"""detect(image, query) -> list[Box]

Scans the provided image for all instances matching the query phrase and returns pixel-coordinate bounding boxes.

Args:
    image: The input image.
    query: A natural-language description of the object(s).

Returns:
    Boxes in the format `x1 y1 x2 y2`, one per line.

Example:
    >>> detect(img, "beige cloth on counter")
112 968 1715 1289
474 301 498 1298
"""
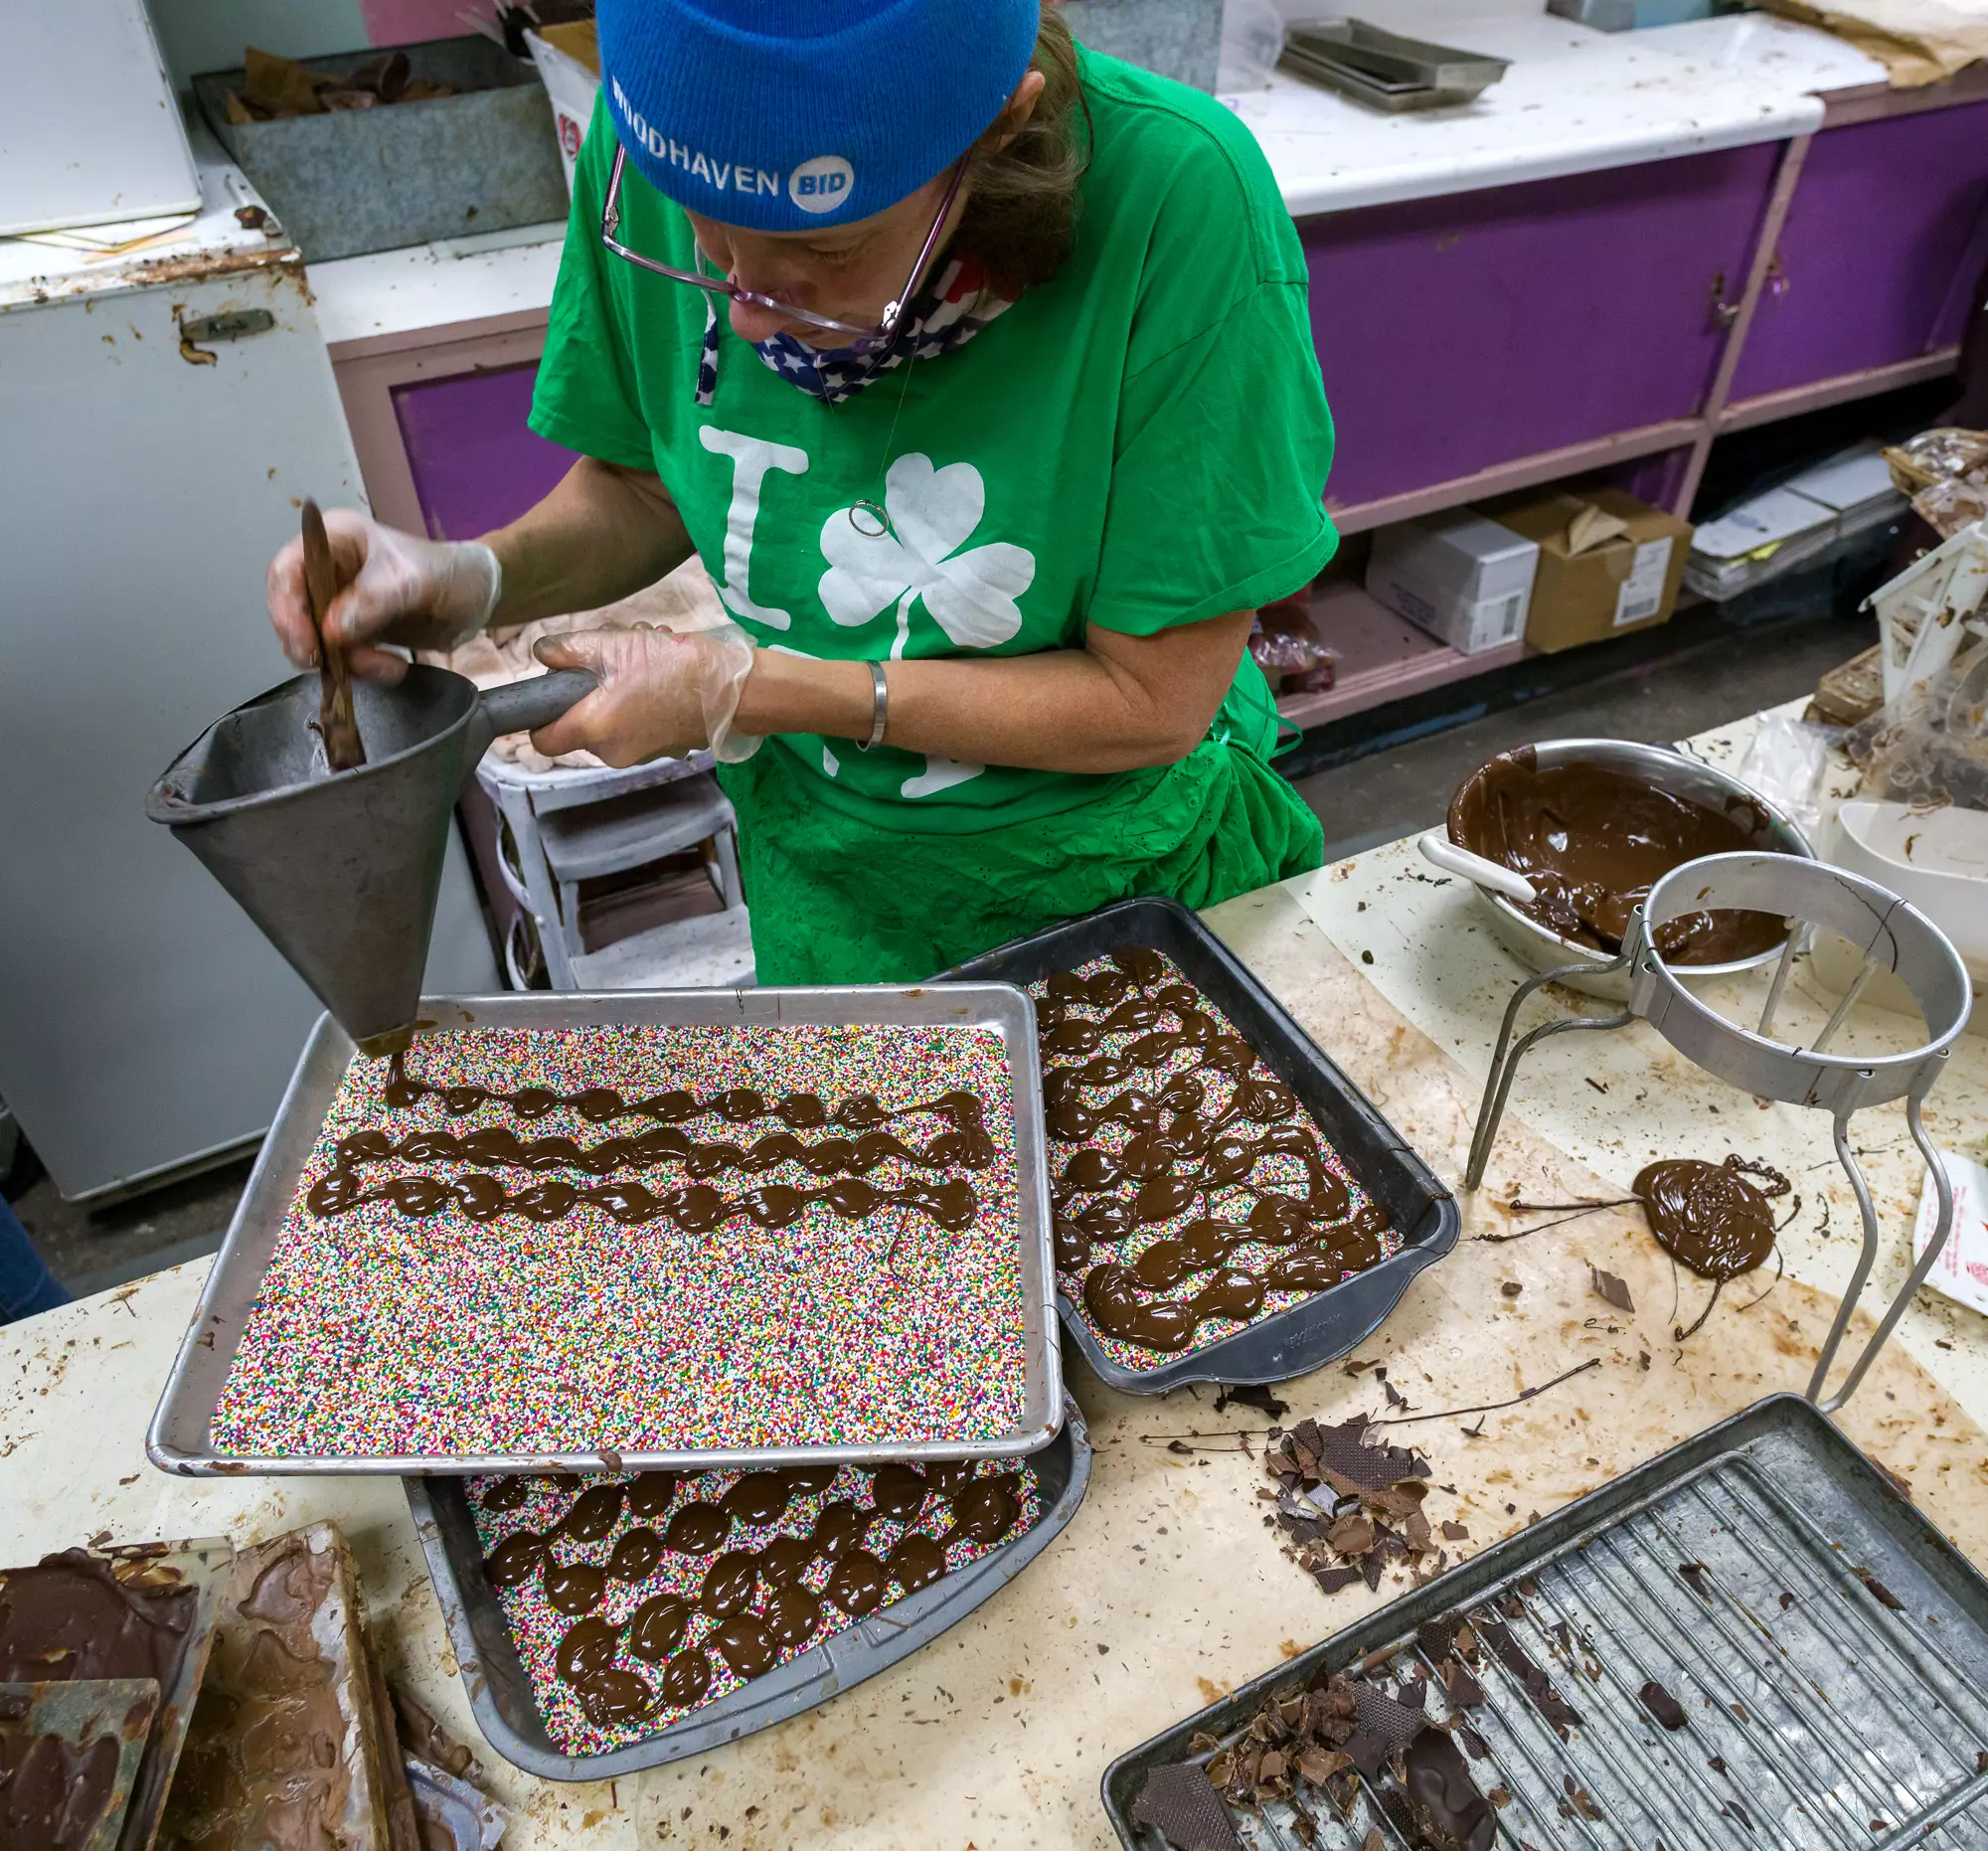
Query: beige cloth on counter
422 555 727 773
1759 0 1988 84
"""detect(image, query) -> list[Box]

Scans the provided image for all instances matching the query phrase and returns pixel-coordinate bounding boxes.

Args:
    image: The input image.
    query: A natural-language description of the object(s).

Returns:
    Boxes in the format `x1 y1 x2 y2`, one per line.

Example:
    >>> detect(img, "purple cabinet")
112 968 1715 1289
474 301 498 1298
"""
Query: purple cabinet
1730 99 1988 406
1301 144 1782 517
392 361 578 541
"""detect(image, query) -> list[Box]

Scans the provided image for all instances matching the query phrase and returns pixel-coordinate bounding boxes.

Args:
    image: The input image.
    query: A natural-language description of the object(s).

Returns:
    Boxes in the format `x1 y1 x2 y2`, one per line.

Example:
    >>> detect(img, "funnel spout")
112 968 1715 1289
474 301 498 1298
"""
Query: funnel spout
465 670 596 776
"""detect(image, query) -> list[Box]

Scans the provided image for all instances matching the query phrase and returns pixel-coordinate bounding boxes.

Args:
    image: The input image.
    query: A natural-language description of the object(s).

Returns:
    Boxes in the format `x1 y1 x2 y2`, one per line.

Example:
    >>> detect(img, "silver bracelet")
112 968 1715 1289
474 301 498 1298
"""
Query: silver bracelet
855 659 888 751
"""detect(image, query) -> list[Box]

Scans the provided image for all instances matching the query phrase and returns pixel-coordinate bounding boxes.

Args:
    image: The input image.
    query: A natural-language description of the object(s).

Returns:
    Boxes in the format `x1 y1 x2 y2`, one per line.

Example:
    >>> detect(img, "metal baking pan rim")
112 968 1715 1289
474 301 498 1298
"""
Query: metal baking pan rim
407 1394 1093 1780
936 896 1460 1392
148 986 1061 1475
1098 1392 1988 1842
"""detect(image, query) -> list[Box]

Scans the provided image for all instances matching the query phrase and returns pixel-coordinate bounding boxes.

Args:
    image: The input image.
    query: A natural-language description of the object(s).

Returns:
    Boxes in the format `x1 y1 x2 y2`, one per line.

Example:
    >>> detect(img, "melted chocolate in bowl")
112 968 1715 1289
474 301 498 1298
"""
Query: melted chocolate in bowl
1031 948 1393 1359
1448 749 1786 963
474 1461 1040 1754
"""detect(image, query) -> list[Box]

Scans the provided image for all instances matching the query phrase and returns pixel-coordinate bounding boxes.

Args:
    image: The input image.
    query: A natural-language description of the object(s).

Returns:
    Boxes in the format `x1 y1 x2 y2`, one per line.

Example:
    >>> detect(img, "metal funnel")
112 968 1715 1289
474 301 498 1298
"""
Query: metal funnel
146 664 592 1054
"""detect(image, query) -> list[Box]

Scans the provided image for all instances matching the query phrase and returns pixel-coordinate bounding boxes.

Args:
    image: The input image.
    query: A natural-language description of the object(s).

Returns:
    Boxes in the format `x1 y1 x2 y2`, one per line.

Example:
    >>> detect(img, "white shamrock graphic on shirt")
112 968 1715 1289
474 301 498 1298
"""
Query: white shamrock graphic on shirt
818 453 1036 660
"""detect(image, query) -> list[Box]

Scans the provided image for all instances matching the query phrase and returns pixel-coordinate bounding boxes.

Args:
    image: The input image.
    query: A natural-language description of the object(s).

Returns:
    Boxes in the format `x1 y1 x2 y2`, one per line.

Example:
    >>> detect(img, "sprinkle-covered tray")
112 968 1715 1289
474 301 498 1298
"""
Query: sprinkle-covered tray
406 1400 1092 1779
941 898 1457 1393
148 988 1060 1475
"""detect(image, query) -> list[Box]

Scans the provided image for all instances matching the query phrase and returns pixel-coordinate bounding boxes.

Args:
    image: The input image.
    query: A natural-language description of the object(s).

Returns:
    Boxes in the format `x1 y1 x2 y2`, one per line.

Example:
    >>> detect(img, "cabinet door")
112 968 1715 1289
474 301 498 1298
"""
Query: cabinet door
1300 145 1779 519
392 359 579 540
1730 99 1988 406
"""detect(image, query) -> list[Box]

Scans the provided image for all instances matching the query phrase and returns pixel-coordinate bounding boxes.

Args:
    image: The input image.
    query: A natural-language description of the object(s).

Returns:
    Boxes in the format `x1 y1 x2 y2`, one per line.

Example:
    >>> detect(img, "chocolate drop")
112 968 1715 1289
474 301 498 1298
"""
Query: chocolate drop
712 1614 778 1679
886 1534 948 1593
660 1649 713 1708
626 1594 691 1663
575 1667 656 1727
824 1551 888 1615
607 1528 665 1582
624 1471 681 1520
720 1472 795 1526
755 1537 817 1588
555 1616 621 1684
1083 1264 1197 1352
663 1505 732 1554
480 1475 535 1511
542 1558 607 1616
809 1502 872 1560
760 1584 824 1652
699 1552 760 1618
869 1464 928 1523
484 1532 545 1590
558 1483 625 1542
949 1476 1022 1547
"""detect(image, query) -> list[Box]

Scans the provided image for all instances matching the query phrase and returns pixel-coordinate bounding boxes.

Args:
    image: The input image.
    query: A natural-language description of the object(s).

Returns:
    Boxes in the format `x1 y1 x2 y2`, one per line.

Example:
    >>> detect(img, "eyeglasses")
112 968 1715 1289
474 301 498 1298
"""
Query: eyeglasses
600 141 971 349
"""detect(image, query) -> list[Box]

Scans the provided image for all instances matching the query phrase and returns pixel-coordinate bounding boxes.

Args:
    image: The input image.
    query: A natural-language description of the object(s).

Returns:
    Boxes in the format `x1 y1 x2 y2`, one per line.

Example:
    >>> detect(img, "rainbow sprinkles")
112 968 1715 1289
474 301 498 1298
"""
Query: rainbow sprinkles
210 1023 1025 1457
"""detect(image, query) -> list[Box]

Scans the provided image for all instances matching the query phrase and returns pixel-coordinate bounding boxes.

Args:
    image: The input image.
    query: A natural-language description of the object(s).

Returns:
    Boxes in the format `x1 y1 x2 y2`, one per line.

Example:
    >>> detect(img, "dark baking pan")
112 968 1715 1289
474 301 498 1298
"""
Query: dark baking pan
939 897 1458 1393
404 1397 1092 1780
1102 1394 1988 1848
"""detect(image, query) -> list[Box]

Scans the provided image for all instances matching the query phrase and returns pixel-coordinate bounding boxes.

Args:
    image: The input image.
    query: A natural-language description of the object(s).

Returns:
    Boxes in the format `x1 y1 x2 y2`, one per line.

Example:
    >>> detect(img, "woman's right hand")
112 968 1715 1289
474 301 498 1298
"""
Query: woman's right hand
267 509 502 683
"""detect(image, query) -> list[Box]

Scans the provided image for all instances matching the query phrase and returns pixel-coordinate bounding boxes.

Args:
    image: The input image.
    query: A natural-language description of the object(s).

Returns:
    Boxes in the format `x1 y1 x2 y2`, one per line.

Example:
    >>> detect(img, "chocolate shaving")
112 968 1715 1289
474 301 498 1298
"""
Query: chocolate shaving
1132 1763 1243 1851
1859 1571 1905 1611
1589 1265 1635 1313
1474 1616 1583 1737
1677 1562 1714 1601
1640 1680 1689 1731
1216 1383 1290 1420
1443 1659 1485 1710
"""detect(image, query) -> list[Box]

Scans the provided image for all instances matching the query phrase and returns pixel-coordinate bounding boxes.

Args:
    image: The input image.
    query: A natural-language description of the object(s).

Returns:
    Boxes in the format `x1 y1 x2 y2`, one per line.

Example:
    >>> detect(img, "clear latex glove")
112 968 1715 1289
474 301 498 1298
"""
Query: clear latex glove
267 508 501 683
529 621 760 767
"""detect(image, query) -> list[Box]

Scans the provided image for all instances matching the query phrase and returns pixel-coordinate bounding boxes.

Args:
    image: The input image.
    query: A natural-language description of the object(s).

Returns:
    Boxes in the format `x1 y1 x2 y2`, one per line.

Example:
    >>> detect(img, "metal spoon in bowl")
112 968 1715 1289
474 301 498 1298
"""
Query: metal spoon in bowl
1415 829 1539 907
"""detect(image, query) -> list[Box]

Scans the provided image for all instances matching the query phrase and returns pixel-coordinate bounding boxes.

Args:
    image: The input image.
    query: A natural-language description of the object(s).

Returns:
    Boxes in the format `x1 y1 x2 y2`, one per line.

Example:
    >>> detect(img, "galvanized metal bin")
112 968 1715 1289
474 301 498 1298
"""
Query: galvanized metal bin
193 38 568 260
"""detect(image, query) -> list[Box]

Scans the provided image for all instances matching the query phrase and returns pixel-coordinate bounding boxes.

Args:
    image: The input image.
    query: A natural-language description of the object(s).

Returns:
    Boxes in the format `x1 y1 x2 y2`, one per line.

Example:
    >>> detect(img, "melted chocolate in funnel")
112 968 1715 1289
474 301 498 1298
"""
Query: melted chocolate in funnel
1448 750 1785 963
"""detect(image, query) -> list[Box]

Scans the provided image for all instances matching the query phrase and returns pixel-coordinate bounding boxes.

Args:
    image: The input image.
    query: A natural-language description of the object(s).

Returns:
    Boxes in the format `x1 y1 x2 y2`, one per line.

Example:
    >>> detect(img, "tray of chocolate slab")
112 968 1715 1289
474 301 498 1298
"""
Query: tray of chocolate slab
942 898 1457 1393
0 1537 234 1851
149 986 1059 1474
1103 1393 1988 1851
403 1397 1091 1776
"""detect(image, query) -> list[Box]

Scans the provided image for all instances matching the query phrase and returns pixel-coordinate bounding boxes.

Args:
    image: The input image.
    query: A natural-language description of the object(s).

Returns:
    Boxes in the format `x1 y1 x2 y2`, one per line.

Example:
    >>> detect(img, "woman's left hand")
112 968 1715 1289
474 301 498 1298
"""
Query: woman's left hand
529 624 757 766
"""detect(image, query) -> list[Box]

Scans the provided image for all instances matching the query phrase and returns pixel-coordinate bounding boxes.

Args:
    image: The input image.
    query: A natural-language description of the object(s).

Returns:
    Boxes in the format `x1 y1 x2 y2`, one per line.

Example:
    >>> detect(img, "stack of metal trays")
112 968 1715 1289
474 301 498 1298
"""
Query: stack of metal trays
1103 1395 1988 1847
406 1399 1092 1778
943 898 1458 1394
1281 19 1509 111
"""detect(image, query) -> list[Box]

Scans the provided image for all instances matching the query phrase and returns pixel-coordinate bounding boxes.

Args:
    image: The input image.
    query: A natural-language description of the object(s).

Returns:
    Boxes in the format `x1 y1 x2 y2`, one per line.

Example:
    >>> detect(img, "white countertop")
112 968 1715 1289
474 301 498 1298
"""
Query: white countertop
1228 7 1878 218
306 8 1886 349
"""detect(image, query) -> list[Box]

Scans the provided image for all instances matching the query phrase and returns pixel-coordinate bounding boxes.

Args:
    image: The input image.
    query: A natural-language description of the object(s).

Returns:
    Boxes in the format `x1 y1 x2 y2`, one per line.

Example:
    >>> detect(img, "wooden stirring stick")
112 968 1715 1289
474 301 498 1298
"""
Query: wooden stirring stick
300 498 366 771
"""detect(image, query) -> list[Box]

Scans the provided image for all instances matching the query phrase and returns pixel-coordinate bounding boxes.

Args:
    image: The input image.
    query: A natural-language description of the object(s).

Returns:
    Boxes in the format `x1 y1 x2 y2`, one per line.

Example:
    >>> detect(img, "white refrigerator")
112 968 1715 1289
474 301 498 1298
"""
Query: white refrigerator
0 128 498 1200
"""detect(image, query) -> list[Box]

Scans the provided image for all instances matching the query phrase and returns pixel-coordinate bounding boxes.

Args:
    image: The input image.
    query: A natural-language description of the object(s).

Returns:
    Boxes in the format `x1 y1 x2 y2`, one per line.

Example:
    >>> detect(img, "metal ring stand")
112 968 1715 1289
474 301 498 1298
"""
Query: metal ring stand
1465 851 1972 1411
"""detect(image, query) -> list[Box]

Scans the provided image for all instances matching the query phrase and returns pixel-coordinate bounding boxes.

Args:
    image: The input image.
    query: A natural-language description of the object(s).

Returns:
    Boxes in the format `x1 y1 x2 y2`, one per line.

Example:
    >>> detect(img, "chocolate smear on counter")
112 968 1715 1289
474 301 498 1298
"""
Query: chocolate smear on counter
1640 1680 1690 1730
0 1549 196 1688
1633 1156 1784 1282
1447 749 1785 963
1130 1763 1243 1851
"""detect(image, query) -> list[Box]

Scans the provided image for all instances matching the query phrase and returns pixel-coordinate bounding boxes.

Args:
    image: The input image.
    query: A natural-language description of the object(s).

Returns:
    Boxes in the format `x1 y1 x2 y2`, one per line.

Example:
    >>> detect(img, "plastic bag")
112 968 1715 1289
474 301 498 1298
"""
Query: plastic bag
1739 714 1836 836
1218 0 1286 91
1848 635 1988 812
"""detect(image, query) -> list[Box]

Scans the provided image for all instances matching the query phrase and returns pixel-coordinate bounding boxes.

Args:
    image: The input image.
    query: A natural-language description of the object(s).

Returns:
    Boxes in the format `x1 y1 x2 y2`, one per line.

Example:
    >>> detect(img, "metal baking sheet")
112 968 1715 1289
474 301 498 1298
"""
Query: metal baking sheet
148 987 1060 1475
405 1395 1092 1780
1103 1394 1988 1848
941 898 1459 1394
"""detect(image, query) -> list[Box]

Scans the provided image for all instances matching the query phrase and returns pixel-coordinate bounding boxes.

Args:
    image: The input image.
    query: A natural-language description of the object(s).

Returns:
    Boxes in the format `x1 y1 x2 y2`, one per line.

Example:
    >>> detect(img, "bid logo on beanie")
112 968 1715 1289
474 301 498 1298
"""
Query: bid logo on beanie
789 156 854 215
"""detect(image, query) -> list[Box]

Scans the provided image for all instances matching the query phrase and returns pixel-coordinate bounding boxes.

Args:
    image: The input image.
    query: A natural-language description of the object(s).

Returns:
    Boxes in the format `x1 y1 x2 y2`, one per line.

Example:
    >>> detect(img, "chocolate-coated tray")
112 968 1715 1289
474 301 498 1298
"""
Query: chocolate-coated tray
404 1396 1092 1779
1102 1394 1988 1849
940 897 1458 1393
147 987 1060 1475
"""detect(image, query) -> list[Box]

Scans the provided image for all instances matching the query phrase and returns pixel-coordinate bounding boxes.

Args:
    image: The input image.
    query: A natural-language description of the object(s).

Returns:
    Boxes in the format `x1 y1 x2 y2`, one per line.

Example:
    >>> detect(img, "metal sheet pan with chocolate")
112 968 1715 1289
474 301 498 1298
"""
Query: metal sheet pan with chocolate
942 899 1458 1392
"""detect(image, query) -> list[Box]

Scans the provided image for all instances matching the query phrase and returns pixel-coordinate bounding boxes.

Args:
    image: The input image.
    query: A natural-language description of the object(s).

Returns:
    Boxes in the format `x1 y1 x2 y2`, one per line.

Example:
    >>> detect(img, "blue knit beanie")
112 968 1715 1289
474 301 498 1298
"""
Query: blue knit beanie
597 0 1042 233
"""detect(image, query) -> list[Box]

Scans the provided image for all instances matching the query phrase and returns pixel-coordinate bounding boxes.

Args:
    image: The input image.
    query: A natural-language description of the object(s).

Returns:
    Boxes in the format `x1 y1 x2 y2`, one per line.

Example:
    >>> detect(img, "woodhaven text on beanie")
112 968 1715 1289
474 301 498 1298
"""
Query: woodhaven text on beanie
596 0 1042 232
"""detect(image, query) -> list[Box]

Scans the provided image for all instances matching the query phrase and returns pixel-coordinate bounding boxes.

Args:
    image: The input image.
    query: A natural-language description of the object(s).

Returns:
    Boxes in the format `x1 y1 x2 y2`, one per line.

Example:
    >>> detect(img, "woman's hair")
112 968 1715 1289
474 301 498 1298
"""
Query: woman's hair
953 9 1090 298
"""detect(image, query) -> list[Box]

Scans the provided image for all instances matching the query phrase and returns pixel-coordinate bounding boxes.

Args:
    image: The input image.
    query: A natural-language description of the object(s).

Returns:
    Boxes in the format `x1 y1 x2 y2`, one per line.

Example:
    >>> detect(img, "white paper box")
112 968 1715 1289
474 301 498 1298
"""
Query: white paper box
1911 1148 1988 1320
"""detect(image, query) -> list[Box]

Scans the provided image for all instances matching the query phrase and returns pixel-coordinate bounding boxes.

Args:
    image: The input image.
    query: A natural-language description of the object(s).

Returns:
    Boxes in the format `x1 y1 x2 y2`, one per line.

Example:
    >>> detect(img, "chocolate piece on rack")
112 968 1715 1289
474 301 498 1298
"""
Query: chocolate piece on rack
1473 1616 1582 1738
1130 1762 1243 1851
1401 1725 1497 1851
1640 1680 1689 1730
0 1693 126 1851
1345 1681 1429 1778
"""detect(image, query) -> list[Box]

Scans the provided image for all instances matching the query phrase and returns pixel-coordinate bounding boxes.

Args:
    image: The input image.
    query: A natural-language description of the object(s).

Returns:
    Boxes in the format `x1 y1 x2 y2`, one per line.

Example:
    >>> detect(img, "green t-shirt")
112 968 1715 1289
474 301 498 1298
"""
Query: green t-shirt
531 46 1337 836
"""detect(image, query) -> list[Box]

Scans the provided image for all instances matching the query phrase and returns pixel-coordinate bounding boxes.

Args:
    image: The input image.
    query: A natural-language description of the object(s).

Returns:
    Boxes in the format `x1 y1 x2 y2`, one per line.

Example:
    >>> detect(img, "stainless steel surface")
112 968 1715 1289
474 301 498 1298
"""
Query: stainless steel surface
1281 19 1508 110
148 986 1062 1475
1104 1395 1988 1850
1466 853 1970 1409
192 38 568 262
1455 738 1816 1002
148 666 592 1054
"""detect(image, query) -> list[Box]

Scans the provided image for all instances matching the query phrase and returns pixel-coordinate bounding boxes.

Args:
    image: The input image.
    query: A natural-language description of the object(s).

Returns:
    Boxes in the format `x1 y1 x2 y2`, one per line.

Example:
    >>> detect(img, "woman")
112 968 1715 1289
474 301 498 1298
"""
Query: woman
269 0 1337 983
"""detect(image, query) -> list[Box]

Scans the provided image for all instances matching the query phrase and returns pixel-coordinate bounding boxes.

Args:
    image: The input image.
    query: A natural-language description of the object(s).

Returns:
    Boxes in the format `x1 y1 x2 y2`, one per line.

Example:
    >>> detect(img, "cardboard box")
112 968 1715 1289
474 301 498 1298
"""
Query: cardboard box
1366 510 1540 655
1483 485 1691 654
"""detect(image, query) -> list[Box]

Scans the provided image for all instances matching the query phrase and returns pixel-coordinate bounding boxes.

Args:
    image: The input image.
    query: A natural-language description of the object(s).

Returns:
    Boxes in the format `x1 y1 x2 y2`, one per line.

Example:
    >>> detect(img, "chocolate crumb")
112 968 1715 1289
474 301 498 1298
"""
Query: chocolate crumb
1441 1521 1470 1542
1778 1591 1795 1610
1709 1757 1728 1774
1589 1266 1635 1313
1859 1571 1905 1611
1639 1681 1689 1730
1500 1280 1522 1297
1677 1562 1714 1600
